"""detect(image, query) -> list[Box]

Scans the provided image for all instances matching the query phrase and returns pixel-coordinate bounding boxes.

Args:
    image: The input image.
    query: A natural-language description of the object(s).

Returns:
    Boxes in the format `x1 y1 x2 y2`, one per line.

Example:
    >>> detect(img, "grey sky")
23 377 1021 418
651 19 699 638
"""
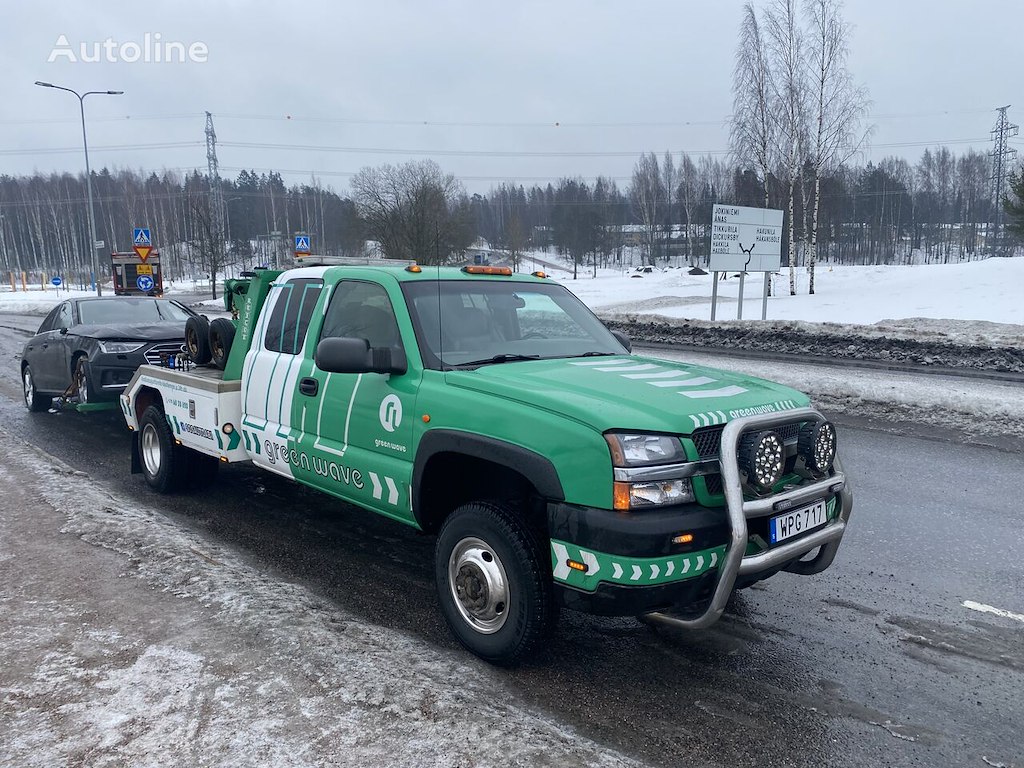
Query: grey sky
2 1 1021 194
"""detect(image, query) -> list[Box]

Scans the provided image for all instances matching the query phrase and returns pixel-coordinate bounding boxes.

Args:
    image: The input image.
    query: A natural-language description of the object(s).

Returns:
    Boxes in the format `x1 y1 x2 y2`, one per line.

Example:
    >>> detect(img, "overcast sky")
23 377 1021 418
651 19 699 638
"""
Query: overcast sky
2 1 1021 194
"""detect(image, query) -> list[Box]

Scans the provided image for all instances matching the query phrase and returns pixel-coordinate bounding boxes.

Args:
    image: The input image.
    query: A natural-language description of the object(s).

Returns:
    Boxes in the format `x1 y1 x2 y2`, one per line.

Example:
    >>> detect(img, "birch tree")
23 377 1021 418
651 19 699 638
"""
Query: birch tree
630 152 663 266
804 0 869 291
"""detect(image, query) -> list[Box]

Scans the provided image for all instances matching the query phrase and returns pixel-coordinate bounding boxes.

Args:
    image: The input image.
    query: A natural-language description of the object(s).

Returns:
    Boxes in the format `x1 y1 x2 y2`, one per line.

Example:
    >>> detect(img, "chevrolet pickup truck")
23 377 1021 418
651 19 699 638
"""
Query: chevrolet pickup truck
120 263 853 664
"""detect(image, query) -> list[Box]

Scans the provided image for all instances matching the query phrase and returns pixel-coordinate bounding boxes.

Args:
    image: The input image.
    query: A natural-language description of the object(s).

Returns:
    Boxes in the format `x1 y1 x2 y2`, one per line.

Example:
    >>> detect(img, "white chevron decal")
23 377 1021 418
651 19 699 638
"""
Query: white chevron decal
624 370 685 379
368 471 383 500
630 565 642 581
666 560 675 577
650 564 660 580
384 476 399 505
681 559 691 574
709 552 718 568
696 555 705 570
679 386 749 399
612 562 623 579
552 542 571 580
580 550 600 577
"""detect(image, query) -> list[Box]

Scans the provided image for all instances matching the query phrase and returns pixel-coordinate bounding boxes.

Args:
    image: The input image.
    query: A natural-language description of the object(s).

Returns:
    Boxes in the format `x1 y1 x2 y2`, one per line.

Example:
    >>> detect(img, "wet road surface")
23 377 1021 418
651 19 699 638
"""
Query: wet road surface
2 312 1022 767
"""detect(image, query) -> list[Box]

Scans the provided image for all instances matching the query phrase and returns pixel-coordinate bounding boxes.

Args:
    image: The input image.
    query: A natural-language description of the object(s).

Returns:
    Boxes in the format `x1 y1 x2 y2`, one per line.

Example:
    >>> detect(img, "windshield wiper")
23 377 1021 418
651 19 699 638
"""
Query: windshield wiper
571 351 618 358
455 354 542 367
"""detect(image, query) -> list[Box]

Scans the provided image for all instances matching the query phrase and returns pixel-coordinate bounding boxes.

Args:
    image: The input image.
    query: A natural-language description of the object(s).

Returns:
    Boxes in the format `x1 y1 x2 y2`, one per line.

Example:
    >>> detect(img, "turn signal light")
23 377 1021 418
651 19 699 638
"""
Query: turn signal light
613 482 631 510
531 271 547 278
672 533 694 545
567 559 588 572
405 264 422 273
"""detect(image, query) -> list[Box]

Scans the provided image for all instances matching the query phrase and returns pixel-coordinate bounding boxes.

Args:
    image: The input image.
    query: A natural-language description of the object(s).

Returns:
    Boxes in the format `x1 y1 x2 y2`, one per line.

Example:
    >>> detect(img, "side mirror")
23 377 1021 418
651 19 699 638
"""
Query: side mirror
315 336 407 375
611 329 631 353
59 327 69 335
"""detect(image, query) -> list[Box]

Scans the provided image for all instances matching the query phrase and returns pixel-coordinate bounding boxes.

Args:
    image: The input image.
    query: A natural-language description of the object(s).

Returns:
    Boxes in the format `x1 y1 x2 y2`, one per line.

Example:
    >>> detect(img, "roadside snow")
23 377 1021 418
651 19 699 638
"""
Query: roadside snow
0 435 641 768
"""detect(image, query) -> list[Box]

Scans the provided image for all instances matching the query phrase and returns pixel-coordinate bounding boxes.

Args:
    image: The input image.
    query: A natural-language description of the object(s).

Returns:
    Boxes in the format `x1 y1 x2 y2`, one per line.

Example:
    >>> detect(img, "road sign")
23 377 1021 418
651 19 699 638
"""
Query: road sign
133 228 152 246
709 205 784 272
136 275 154 292
50 276 62 287
294 235 310 254
134 245 152 261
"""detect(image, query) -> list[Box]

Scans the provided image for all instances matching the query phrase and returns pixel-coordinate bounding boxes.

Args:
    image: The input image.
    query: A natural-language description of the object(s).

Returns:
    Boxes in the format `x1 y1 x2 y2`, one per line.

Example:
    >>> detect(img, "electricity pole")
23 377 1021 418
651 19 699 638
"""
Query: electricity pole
989 106 1019 255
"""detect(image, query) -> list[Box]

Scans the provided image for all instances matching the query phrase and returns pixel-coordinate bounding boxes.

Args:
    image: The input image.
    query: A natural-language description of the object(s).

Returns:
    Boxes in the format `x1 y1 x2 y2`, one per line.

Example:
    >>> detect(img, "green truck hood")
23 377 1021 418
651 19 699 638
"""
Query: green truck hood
444 354 809 434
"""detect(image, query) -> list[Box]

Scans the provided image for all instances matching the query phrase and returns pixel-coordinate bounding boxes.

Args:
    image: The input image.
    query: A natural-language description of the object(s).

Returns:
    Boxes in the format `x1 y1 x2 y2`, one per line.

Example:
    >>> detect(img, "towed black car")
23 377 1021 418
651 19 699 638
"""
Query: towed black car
21 296 197 411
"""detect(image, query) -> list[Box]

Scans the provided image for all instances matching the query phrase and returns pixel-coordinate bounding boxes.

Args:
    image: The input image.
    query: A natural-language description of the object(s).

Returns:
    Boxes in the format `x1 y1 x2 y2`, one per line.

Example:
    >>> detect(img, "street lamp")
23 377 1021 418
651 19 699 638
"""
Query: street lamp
35 81 123 296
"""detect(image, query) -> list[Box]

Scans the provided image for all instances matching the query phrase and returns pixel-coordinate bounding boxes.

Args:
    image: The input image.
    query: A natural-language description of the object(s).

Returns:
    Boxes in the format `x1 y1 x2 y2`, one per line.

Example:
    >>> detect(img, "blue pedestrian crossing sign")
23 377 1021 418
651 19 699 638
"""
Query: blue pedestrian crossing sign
133 228 152 246
136 275 154 292
294 235 311 254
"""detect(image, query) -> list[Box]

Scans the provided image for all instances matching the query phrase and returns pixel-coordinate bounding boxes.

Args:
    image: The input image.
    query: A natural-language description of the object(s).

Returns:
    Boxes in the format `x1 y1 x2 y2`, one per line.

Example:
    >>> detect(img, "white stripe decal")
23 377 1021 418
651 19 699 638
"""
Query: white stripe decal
699 413 710 427
690 415 701 429
665 561 675 577
569 359 633 367
679 386 749 399
717 411 727 422
650 564 660 580
664 377 717 388
580 551 600 577
593 364 661 372
623 370 683 379
612 562 623 579
630 565 642 581
648 379 702 388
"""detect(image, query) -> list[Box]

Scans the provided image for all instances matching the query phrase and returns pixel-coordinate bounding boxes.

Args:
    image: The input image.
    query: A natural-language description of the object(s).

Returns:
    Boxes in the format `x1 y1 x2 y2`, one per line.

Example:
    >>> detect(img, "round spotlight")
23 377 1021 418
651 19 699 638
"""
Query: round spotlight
799 420 837 472
739 430 785 489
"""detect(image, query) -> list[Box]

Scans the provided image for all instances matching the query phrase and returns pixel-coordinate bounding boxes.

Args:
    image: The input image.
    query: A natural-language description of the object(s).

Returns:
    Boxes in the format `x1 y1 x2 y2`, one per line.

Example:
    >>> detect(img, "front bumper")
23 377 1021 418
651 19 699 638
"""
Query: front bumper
548 407 853 621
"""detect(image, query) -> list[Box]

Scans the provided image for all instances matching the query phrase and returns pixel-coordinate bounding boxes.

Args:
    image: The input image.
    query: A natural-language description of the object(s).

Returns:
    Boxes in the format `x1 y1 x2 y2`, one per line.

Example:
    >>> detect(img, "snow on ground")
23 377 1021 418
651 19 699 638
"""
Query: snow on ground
5 257 1023 334
0 431 642 768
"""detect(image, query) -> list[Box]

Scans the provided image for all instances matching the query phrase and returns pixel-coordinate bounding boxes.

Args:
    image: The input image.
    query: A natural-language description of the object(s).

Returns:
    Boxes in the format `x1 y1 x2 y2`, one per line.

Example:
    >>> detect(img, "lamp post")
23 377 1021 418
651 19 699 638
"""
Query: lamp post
35 81 123 296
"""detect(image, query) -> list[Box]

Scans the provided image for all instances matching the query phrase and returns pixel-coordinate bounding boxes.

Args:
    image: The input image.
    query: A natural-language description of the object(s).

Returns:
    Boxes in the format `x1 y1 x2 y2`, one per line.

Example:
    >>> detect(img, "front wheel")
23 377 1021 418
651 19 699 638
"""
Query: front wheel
138 405 187 493
434 502 556 665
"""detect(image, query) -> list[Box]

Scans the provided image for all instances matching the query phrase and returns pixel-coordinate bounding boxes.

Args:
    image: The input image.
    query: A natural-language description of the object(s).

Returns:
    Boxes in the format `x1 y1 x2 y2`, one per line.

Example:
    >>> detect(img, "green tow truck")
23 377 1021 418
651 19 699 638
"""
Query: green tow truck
120 263 853 663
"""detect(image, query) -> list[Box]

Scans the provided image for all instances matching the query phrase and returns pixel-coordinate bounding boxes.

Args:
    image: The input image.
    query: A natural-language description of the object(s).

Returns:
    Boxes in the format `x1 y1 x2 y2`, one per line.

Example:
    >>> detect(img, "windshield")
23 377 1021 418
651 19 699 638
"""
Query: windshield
401 280 626 369
77 298 192 325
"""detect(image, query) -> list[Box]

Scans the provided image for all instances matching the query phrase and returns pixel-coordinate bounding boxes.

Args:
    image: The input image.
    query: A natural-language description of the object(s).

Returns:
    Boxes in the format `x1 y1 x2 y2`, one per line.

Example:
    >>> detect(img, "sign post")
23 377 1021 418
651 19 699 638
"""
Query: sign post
709 205 784 321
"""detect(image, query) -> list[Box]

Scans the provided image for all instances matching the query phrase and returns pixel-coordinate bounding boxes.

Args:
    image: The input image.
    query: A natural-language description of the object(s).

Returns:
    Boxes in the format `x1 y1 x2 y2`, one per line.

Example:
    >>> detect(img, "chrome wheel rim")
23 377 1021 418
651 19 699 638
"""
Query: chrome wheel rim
76 365 89 403
141 422 162 477
23 369 33 405
448 536 509 634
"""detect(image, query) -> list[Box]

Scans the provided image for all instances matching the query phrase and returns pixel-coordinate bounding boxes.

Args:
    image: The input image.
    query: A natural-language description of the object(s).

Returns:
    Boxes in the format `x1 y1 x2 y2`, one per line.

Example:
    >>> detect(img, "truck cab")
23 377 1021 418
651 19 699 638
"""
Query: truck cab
121 264 852 664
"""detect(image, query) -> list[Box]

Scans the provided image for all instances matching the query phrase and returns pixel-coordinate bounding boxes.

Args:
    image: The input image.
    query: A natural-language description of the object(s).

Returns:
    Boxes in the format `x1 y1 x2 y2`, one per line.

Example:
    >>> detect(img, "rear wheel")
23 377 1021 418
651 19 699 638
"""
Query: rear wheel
435 502 556 665
185 315 212 364
209 318 236 370
22 365 50 412
138 405 187 493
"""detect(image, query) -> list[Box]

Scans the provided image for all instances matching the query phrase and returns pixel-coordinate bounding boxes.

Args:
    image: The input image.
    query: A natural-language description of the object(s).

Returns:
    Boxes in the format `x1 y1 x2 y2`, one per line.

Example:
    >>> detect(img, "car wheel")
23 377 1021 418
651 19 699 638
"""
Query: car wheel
434 502 556 665
138 405 187 493
73 357 99 404
22 365 50 412
209 318 236 370
185 315 212 364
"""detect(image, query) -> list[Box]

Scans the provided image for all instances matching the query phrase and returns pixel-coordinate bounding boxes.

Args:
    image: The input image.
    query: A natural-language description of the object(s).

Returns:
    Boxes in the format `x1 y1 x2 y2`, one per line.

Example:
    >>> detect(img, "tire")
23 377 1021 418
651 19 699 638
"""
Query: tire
434 502 556 665
138 405 187 493
22 365 50 412
185 315 212 364
209 318 236 370
73 356 99 404
187 449 220 489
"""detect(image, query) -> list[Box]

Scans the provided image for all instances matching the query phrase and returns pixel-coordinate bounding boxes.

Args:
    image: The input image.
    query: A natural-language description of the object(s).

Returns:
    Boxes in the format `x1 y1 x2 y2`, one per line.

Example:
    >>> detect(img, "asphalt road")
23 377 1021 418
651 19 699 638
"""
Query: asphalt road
2 311 1022 767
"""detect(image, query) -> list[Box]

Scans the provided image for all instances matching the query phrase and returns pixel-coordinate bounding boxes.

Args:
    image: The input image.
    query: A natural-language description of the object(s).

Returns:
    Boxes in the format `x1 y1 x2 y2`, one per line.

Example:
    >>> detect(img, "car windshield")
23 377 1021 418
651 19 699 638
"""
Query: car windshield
401 280 625 369
77 298 191 325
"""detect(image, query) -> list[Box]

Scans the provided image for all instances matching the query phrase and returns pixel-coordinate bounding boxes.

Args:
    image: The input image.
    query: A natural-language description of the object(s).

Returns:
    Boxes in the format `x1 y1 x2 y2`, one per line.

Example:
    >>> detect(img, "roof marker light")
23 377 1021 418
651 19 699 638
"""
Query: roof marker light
462 266 512 276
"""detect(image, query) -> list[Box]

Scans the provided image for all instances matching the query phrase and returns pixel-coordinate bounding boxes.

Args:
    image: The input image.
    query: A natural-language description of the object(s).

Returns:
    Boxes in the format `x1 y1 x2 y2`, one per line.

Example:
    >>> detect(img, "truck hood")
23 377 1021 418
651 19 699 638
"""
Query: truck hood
444 354 809 434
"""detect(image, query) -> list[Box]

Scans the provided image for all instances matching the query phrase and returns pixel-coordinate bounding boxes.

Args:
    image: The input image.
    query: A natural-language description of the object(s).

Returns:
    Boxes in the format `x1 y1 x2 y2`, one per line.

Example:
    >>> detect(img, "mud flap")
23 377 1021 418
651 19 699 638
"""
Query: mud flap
131 433 142 475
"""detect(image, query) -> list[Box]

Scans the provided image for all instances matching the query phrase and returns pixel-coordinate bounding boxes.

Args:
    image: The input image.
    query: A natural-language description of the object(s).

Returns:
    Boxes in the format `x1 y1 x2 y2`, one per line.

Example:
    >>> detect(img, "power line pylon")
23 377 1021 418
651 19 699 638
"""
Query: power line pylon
989 105 1018 255
205 111 226 269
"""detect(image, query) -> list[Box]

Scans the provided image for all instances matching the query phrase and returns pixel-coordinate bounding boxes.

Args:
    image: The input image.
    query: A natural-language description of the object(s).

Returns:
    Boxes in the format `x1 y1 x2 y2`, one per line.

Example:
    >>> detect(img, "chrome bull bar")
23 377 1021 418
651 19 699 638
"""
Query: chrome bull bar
644 407 853 631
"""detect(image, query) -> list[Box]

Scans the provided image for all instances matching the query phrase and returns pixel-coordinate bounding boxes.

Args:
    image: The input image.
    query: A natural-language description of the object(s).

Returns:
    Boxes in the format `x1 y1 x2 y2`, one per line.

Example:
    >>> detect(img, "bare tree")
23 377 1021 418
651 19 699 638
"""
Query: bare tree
351 160 472 264
677 153 701 266
764 0 809 294
731 3 777 211
630 152 663 266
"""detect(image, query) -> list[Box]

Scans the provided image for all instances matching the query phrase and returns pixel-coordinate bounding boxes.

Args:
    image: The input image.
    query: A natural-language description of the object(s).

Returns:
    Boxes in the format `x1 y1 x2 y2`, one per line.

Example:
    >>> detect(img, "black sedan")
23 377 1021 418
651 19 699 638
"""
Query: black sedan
21 296 197 411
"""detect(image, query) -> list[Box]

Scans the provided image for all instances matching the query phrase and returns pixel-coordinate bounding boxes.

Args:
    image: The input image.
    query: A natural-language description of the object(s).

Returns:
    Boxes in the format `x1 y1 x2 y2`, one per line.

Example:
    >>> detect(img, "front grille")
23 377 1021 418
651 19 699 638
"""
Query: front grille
144 342 185 365
703 474 724 496
690 422 803 459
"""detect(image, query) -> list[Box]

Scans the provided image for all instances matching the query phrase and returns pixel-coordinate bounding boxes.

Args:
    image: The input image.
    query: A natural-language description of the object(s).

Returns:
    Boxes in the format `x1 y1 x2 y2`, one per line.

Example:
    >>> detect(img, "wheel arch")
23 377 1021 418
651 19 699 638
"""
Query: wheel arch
412 429 564 534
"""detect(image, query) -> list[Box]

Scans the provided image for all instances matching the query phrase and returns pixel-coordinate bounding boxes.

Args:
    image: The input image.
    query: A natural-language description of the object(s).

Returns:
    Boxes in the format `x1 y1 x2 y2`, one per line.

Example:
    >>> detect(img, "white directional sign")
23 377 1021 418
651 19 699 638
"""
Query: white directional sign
709 204 784 272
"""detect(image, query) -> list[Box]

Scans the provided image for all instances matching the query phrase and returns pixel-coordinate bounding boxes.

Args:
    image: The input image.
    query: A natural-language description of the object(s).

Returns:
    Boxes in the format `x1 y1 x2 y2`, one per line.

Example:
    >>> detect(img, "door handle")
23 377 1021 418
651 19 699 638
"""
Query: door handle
299 377 319 396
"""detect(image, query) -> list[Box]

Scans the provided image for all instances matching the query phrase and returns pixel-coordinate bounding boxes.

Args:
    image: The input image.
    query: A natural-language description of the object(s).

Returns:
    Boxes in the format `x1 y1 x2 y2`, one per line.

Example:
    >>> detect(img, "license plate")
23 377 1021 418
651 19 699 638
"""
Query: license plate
136 264 153 274
769 499 827 544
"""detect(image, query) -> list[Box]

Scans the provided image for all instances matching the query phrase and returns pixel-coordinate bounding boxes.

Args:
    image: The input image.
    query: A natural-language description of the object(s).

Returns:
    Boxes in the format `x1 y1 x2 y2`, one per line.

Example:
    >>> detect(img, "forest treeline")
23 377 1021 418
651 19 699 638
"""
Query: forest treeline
0 144 1005 284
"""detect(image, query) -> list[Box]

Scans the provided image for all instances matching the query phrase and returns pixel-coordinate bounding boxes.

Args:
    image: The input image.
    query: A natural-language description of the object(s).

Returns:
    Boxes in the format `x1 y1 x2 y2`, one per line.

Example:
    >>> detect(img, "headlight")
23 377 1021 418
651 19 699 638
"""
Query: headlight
799 420 837 472
615 479 695 509
605 433 687 466
98 341 145 354
739 430 785 489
